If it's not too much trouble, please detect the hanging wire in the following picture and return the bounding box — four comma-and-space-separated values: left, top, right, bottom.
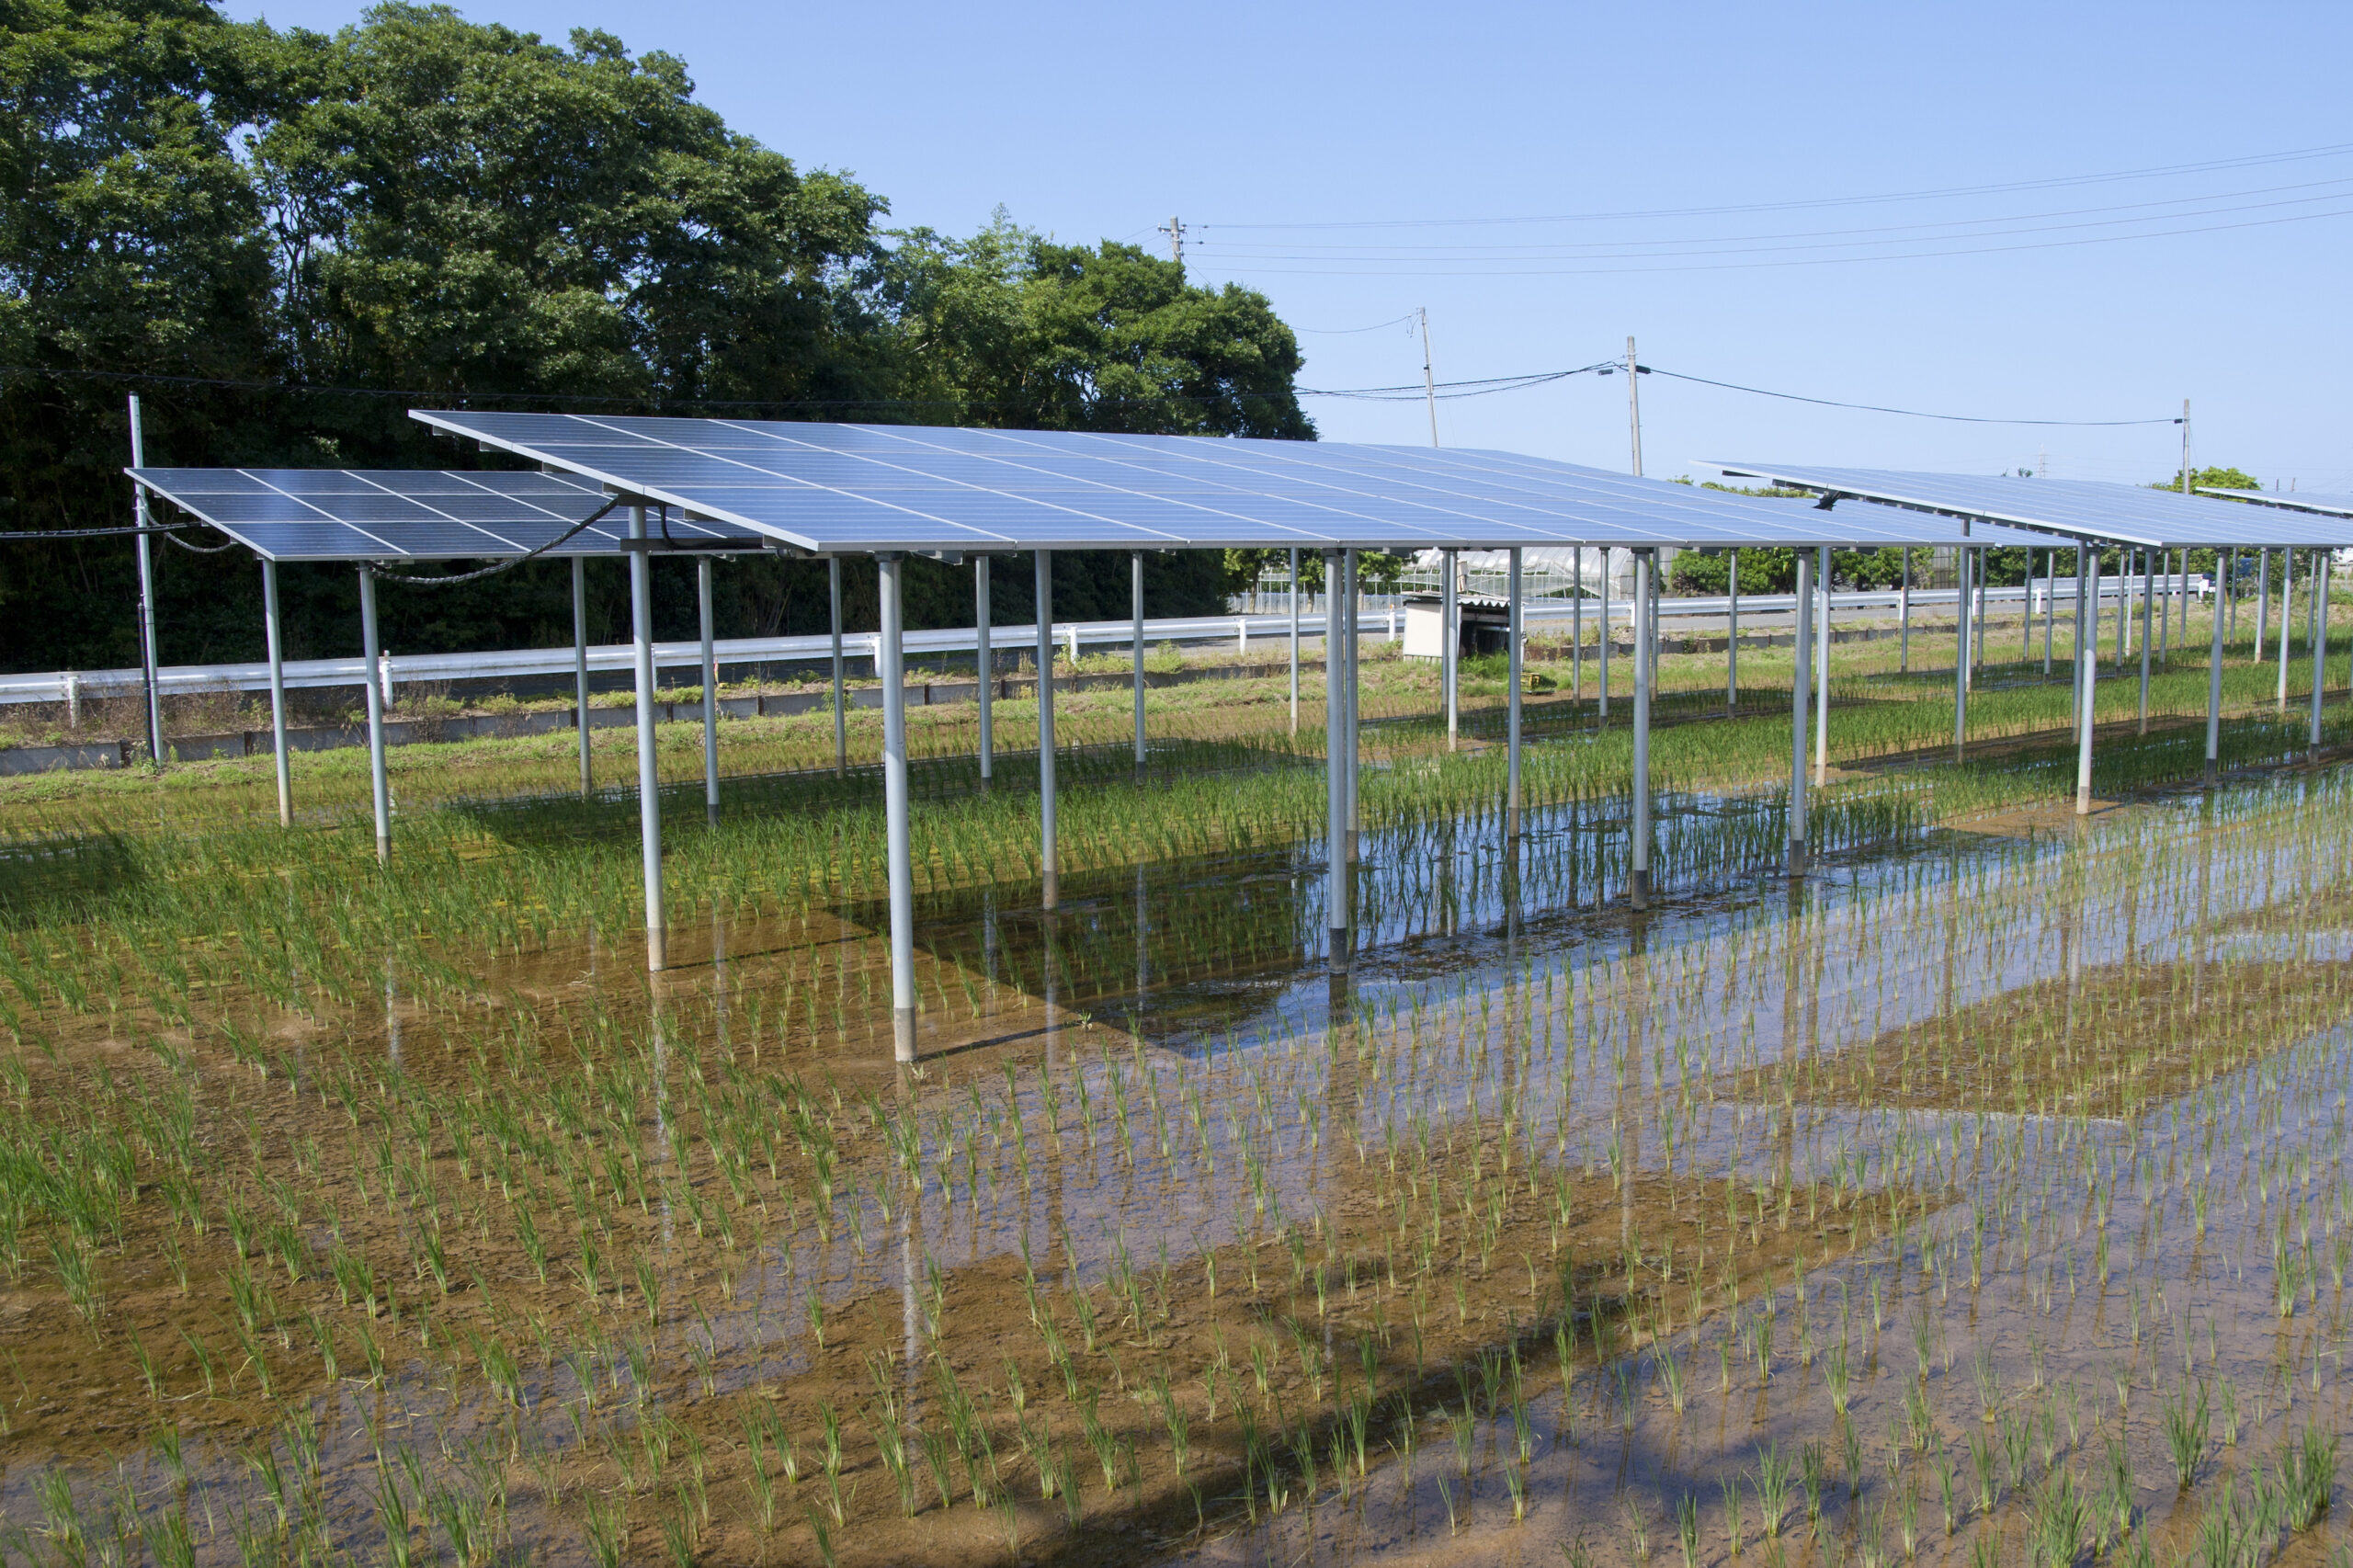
366, 497, 625, 585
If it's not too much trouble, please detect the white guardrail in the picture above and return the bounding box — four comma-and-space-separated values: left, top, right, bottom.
0, 578, 2201, 707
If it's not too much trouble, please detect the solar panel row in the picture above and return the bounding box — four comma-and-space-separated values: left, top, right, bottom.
403, 411, 2056, 554
124, 467, 767, 562
1716, 463, 2353, 550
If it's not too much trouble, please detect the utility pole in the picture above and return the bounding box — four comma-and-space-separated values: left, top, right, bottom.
1625, 335, 1644, 477
1158, 216, 1185, 266
1418, 308, 1439, 448
2179, 399, 2190, 492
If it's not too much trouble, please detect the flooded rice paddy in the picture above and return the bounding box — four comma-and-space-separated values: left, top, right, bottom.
0, 726, 2350, 1568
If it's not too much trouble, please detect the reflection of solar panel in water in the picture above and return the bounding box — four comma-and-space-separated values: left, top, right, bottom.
406, 410, 2040, 554
1718, 462, 2353, 550
124, 468, 767, 561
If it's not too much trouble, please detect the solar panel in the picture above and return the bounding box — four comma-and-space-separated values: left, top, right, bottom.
406, 411, 2054, 553
1712, 463, 2353, 550
2198, 487, 2353, 525
124, 468, 768, 562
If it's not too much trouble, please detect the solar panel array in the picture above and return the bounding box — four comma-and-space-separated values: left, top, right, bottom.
2198, 487, 2353, 523
406, 411, 2051, 554
125, 468, 767, 562
1714, 463, 2353, 550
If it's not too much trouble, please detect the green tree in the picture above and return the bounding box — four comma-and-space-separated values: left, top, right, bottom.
0, 9, 1305, 674
2154, 465, 2259, 494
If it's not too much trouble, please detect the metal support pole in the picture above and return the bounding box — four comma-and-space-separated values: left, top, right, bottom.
2138, 547, 2154, 733
829, 557, 846, 773
1813, 545, 1830, 786
1630, 549, 1650, 907
1343, 548, 1359, 863
1597, 551, 1611, 718
2042, 549, 2055, 675
2114, 548, 2129, 667
2279, 549, 2295, 712
1726, 548, 1739, 710
128, 397, 164, 770
2205, 543, 2227, 783
698, 556, 720, 825
262, 558, 290, 827
2076, 547, 2100, 815
1442, 548, 1459, 747
1131, 551, 1146, 767
1898, 547, 1911, 672
1973, 548, 1988, 681
879, 556, 916, 1062
1954, 548, 1972, 758
2309, 552, 2330, 755
1287, 547, 1300, 737
2255, 548, 2270, 655
1036, 551, 1058, 911
975, 556, 993, 782
2074, 545, 2088, 727
1324, 549, 1348, 974
1572, 547, 1585, 702
358, 566, 391, 865
2021, 551, 2034, 663
1506, 547, 1523, 843
628, 506, 666, 970
1788, 549, 1811, 877
572, 556, 592, 798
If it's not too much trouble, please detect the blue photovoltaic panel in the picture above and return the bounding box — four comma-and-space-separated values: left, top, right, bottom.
2198, 488, 2353, 524
407, 411, 2052, 554
1713, 463, 2353, 550
124, 468, 767, 561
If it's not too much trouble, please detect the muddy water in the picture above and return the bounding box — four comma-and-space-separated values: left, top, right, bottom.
1, 770, 2350, 1568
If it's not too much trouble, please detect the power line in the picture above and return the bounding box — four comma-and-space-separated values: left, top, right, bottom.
1203, 202, 2353, 278
1642, 368, 2180, 427
1200, 140, 2353, 231
1200, 176, 2353, 261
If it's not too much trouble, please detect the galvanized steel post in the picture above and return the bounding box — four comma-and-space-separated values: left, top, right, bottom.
1813, 545, 1830, 786
2309, 552, 2330, 756
975, 556, 993, 782
2075, 547, 2100, 815
572, 557, 592, 798
1131, 551, 1146, 767
2206, 543, 2227, 782
1324, 548, 1348, 974
1788, 550, 1811, 877
1506, 547, 1522, 843
358, 565, 391, 866
829, 557, 846, 773
1630, 548, 1651, 908
698, 556, 720, 825
262, 558, 290, 827
627, 506, 666, 969
879, 554, 916, 1062
1442, 547, 1459, 747
1036, 550, 1058, 911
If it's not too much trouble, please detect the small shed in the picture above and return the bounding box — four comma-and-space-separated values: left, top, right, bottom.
1401, 591, 1514, 659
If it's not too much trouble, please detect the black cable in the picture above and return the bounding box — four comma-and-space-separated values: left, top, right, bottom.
367, 497, 624, 585
0, 522, 189, 540
162, 528, 241, 553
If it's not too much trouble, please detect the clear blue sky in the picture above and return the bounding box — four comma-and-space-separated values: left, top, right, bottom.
228, 0, 2353, 490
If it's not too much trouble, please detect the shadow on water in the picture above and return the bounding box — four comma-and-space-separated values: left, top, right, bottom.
0, 827, 144, 919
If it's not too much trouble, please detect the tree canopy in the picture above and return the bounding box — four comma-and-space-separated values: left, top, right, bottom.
0, 2, 1312, 672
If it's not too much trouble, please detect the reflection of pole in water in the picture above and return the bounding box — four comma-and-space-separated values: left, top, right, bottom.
900, 1070, 923, 1400
1134, 863, 1149, 1020
384, 951, 400, 1067
711, 907, 730, 1056
652, 1002, 671, 1189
